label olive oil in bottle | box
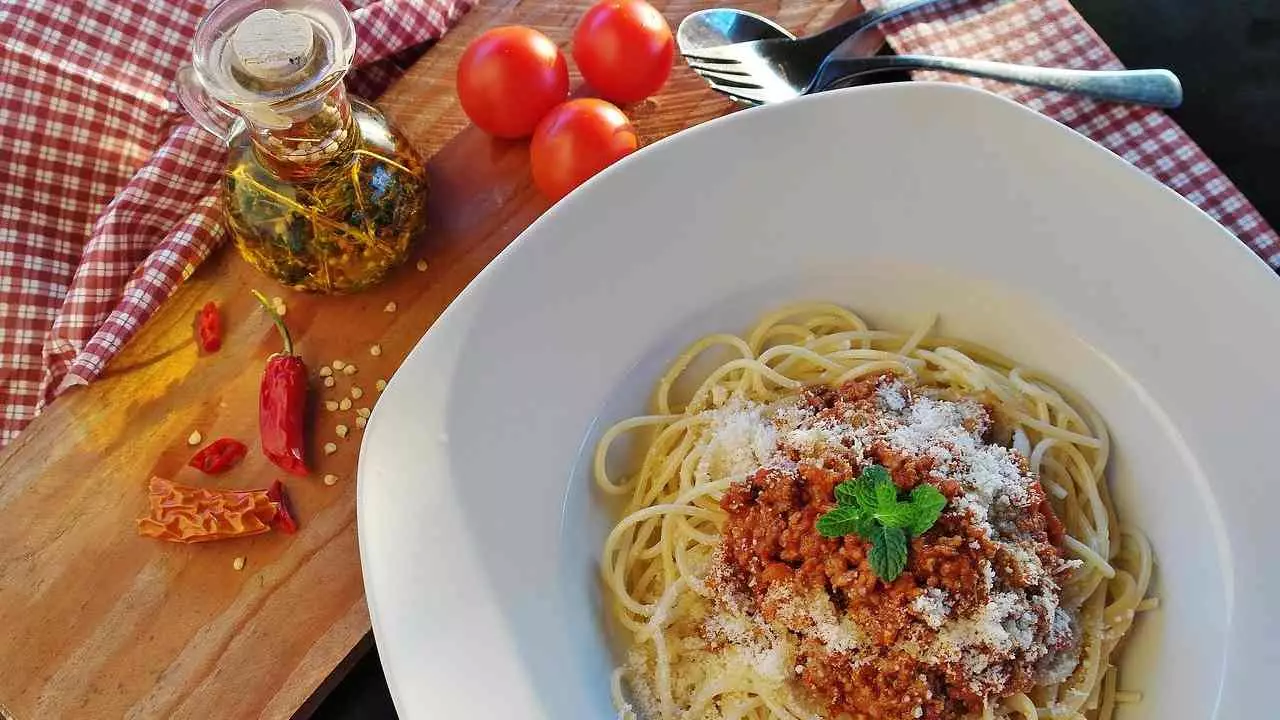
[178,0,427,292]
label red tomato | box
[530,99,639,201]
[456,26,570,139]
[572,0,674,104]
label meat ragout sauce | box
[714,376,1068,720]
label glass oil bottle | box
[177,0,427,292]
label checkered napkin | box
[2,0,1277,450]
[865,0,1278,263]
[0,0,471,447]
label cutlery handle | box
[807,0,942,58]
[817,56,1184,108]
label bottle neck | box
[248,83,358,181]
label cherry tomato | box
[456,26,570,139]
[572,0,674,104]
[530,99,639,201]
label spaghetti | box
[597,303,1154,720]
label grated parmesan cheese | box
[912,588,952,630]
[698,606,793,683]
[694,399,779,484]
[876,378,908,411]
[783,422,852,460]
[764,583,866,655]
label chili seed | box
[339,397,352,411]
[357,407,371,418]
[324,442,338,455]
[384,301,397,313]
[332,360,347,371]
[343,364,357,375]
[355,416,367,429]
[324,400,339,411]
[233,556,246,571]
[336,424,349,439]
[350,386,364,399]
[369,344,382,357]
[272,297,287,316]
[319,366,333,377]
[323,376,336,388]
[323,474,338,486]
[375,379,387,391]
[416,259,428,272]
[187,430,203,446]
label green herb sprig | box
[816,465,947,582]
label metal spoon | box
[678,7,1182,109]
[677,6,912,105]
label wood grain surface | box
[0,1,868,717]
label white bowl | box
[358,83,1280,718]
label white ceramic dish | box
[357,82,1280,719]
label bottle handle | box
[176,66,238,143]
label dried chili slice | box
[136,477,297,543]
[266,480,298,534]
[197,301,223,353]
[187,438,248,474]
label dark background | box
[315,1,1279,717]
[1082,0,1279,226]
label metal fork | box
[689,52,1183,107]
[679,0,944,103]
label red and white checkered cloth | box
[867,0,1278,262]
[0,0,471,446]
[1,0,1277,449]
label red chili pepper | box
[197,301,222,352]
[253,291,310,477]
[188,438,248,474]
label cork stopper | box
[231,9,315,82]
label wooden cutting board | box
[0,1,870,717]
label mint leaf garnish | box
[873,501,918,530]
[868,525,908,582]
[873,473,897,507]
[852,475,879,510]
[833,480,862,508]
[816,505,864,538]
[908,484,947,537]
[861,464,892,486]
[850,513,879,540]
[815,463,949,582]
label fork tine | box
[684,58,753,76]
[707,81,771,105]
[696,72,772,105]
[708,85,768,106]
[690,67,763,89]
[679,44,747,63]
[709,91,762,106]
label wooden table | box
[0,1,872,717]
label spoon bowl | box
[676,8,793,52]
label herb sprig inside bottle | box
[816,464,948,582]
